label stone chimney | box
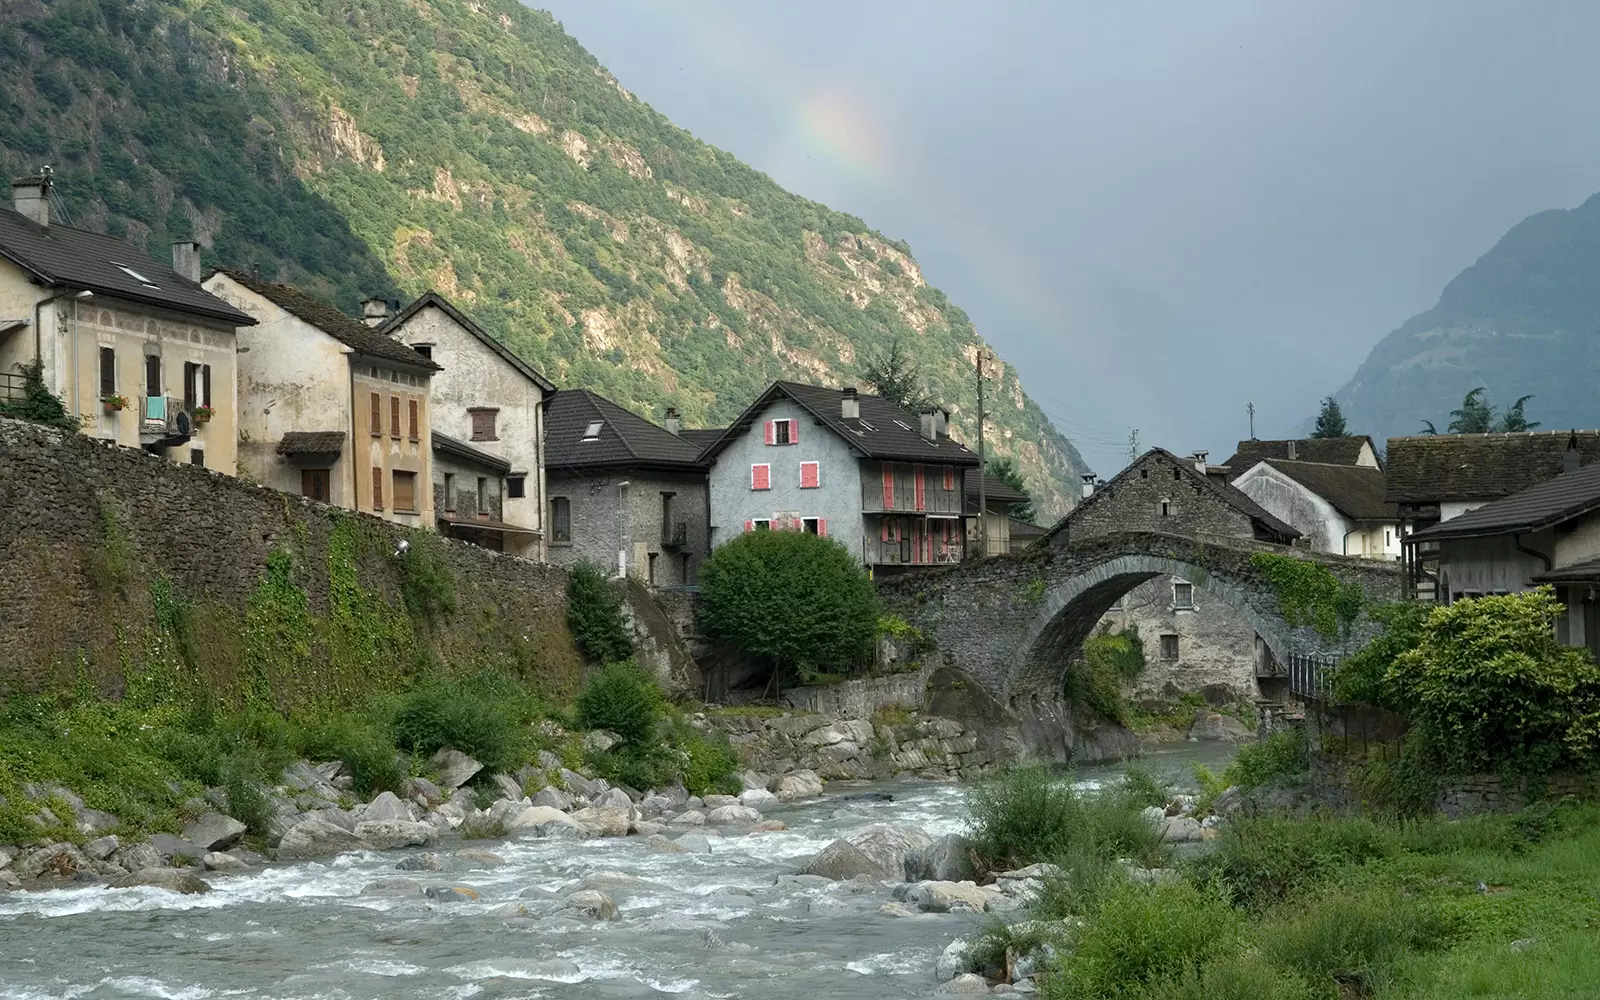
[171,241,202,283]
[1565,431,1581,474]
[919,409,938,442]
[841,387,860,420]
[1191,450,1209,474]
[12,175,50,227]
[361,296,395,329]
[1286,440,1298,461]
[1081,473,1097,499]
[933,409,948,438]
[664,407,680,436]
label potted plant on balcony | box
[103,392,130,412]
[192,403,215,424]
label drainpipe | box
[1341,526,1360,557]
[1512,532,1553,573]
[347,357,359,508]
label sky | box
[534,0,1600,476]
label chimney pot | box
[664,407,680,435]
[841,386,860,420]
[934,408,948,438]
[1565,430,1580,474]
[1191,450,1209,473]
[171,241,202,283]
[361,296,395,329]
[1081,472,1097,499]
[11,175,50,227]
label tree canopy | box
[857,336,933,413]
[1310,396,1348,439]
[986,455,1038,525]
[1428,388,1542,434]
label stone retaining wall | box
[779,666,931,717]
[706,710,1001,781]
[1437,774,1598,818]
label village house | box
[1387,430,1600,599]
[374,291,553,557]
[544,389,709,585]
[202,269,439,528]
[1056,448,1301,703]
[0,174,256,473]
[699,382,981,575]
[1231,458,1402,559]
[1404,456,1600,660]
[967,473,1033,558]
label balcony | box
[661,520,689,548]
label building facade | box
[1232,459,1402,559]
[0,176,255,473]
[203,270,439,529]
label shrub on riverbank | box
[967,765,1167,876]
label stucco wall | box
[1233,465,1350,552]
[707,398,867,561]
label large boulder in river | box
[738,787,779,808]
[706,804,763,826]
[354,820,437,850]
[182,813,247,852]
[798,841,885,881]
[15,843,92,879]
[571,806,631,838]
[1188,709,1254,743]
[429,749,483,789]
[915,833,976,882]
[362,791,414,824]
[276,818,367,860]
[839,824,933,881]
[507,806,585,839]
[112,867,212,894]
[903,880,1006,913]
[769,769,825,802]
[531,787,575,812]
[564,889,619,920]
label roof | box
[211,268,439,371]
[380,291,555,391]
[1252,460,1397,522]
[432,431,512,474]
[545,389,706,471]
[1223,436,1375,470]
[677,427,727,453]
[1407,461,1600,542]
[1009,517,1048,539]
[967,473,1029,510]
[276,430,346,455]
[0,207,255,326]
[1056,448,1302,543]
[1533,557,1600,584]
[701,381,981,465]
[1385,431,1600,504]
[439,514,540,537]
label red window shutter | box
[882,464,895,508]
[944,466,955,491]
[881,520,889,542]
[915,465,926,511]
[745,520,754,532]
[800,461,819,489]
[818,518,827,537]
[752,464,770,490]
[789,419,799,444]
[764,420,775,445]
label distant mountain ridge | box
[0,0,1087,512]
[1323,193,1600,444]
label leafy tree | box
[1311,396,1348,438]
[1447,387,1496,433]
[1419,420,1438,436]
[698,529,879,686]
[574,661,664,746]
[857,335,932,413]
[1497,394,1541,432]
[566,561,634,664]
[986,455,1038,525]
[0,360,81,433]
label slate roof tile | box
[701,382,981,465]
[545,389,705,471]
[212,268,439,371]
[1407,461,1600,541]
[1385,431,1600,504]
[1223,436,1375,470]
[1254,460,1397,522]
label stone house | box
[1232,459,1402,559]
[1057,448,1301,702]
[700,382,981,575]
[374,291,554,558]
[0,175,256,473]
[431,431,529,552]
[203,269,439,529]
[1387,430,1600,599]
[1404,457,1600,658]
[544,388,709,585]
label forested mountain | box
[0,0,1086,512]
[1323,193,1600,444]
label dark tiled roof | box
[0,207,255,325]
[1407,461,1600,541]
[966,473,1029,509]
[677,427,727,453]
[1255,460,1397,522]
[1385,431,1600,504]
[545,389,706,471]
[211,269,439,371]
[1009,517,1048,539]
[1056,448,1302,543]
[701,382,981,465]
[433,431,512,474]
[380,291,554,391]
[276,430,345,455]
[1223,436,1375,470]
[1534,557,1600,583]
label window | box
[1173,469,1182,480]
[893,419,911,431]
[371,467,384,510]
[506,475,526,499]
[413,344,433,361]
[1160,499,1173,517]
[661,491,675,528]
[1160,634,1180,661]
[99,347,115,397]
[470,408,498,441]
[183,362,198,410]
[408,400,419,441]
[390,396,401,438]
[1140,468,1148,479]
[803,517,823,535]
[1173,582,1194,610]
[393,470,417,512]
[114,263,158,288]
[302,469,330,502]
[800,461,820,489]
[189,449,205,468]
[582,420,603,442]
[747,519,772,531]
[1385,529,1392,546]
[369,393,382,436]
[648,552,658,584]
[145,354,161,396]
[550,497,571,543]
[476,476,488,512]
[751,463,771,490]
[201,364,211,407]
[443,472,456,510]
[766,419,797,445]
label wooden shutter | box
[944,466,955,491]
[369,393,381,436]
[408,399,419,441]
[201,364,211,407]
[744,519,754,532]
[788,419,799,444]
[914,465,926,511]
[394,471,415,512]
[818,518,827,537]
[800,461,820,489]
[390,396,401,437]
[371,466,383,509]
[99,347,115,397]
[145,355,161,396]
[764,420,775,445]
[751,464,771,490]
[183,362,197,410]
[882,463,895,508]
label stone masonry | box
[706,711,998,781]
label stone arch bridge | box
[876,531,1402,708]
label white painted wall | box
[1233,460,1400,559]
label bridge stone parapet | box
[877,531,1402,706]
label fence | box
[1286,652,1338,701]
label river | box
[0,743,1235,1000]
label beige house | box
[203,269,439,528]
[373,292,553,558]
[0,175,255,472]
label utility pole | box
[1126,428,1140,463]
[1247,401,1256,440]
[975,348,989,558]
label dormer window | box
[582,420,602,441]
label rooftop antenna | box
[1247,401,1256,440]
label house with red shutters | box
[700,381,981,574]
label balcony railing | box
[662,520,689,548]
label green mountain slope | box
[0,0,1086,513]
[1326,193,1600,444]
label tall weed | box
[1187,815,1397,910]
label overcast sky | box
[535,0,1600,475]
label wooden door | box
[301,469,330,502]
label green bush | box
[1332,601,1428,706]
[1188,816,1397,911]
[575,661,664,746]
[391,678,520,774]
[967,765,1167,874]
[697,529,879,685]
[396,531,457,622]
[1066,626,1145,724]
[667,717,740,796]
[1220,729,1307,791]
[566,561,635,664]
[297,714,403,796]
[1135,952,1313,1000]
[0,359,81,432]
[1120,761,1170,809]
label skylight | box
[893,419,912,431]
[113,263,158,289]
[582,420,603,441]
[859,420,876,431]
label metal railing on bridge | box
[1286,652,1339,702]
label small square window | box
[773,420,792,445]
[507,475,526,499]
[582,420,603,441]
[414,344,433,361]
[1173,582,1194,609]
[470,408,498,441]
[1160,634,1180,661]
[189,449,205,468]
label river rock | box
[559,768,605,799]
[565,889,619,920]
[276,818,366,860]
[301,807,358,833]
[361,877,422,895]
[845,824,933,881]
[112,867,212,894]
[396,853,443,871]
[736,770,772,793]
[507,806,585,838]
[936,973,991,994]
[674,833,713,854]
[936,939,973,982]
[754,819,787,832]
[1160,817,1203,843]
[801,721,851,747]
[363,791,414,824]
[486,773,520,802]
[182,813,248,852]
[631,820,666,837]
[576,871,667,894]
[702,794,739,809]
[16,843,91,879]
[1189,709,1254,742]
[667,809,706,826]
[148,833,204,863]
[115,842,162,874]
[706,805,763,826]
[916,833,976,882]
[402,776,444,807]
[904,880,1005,913]
[737,787,779,809]
[456,849,504,865]
[797,840,887,881]
[429,749,483,789]
[202,851,251,874]
[571,806,631,838]
[1211,785,1244,817]
[769,770,825,802]
[355,820,437,850]
[0,849,11,870]
[424,885,480,902]
[639,794,674,818]
[879,901,920,917]
[0,871,19,891]
[531,787,575,812]
[645,834,689,854]
[84,835,120,861]
[593,788,634,810]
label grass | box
[967,765,1169,875]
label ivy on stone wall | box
[1250,552,1364,641]
[243,549,316,708]
[325,516,415,706]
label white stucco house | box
[1231,459,1402,559]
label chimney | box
[1286,440,1298,461]
[12,175,50,227]
[664,407,680,436]
[361,296,395,329]
[1191,450,1209,474]
[1081,473,1097,499]
[841,386,860,420]
[1565,431,1580,474]
[919,409,937,442]
[935,409,949,438]
[171,241,202,283]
